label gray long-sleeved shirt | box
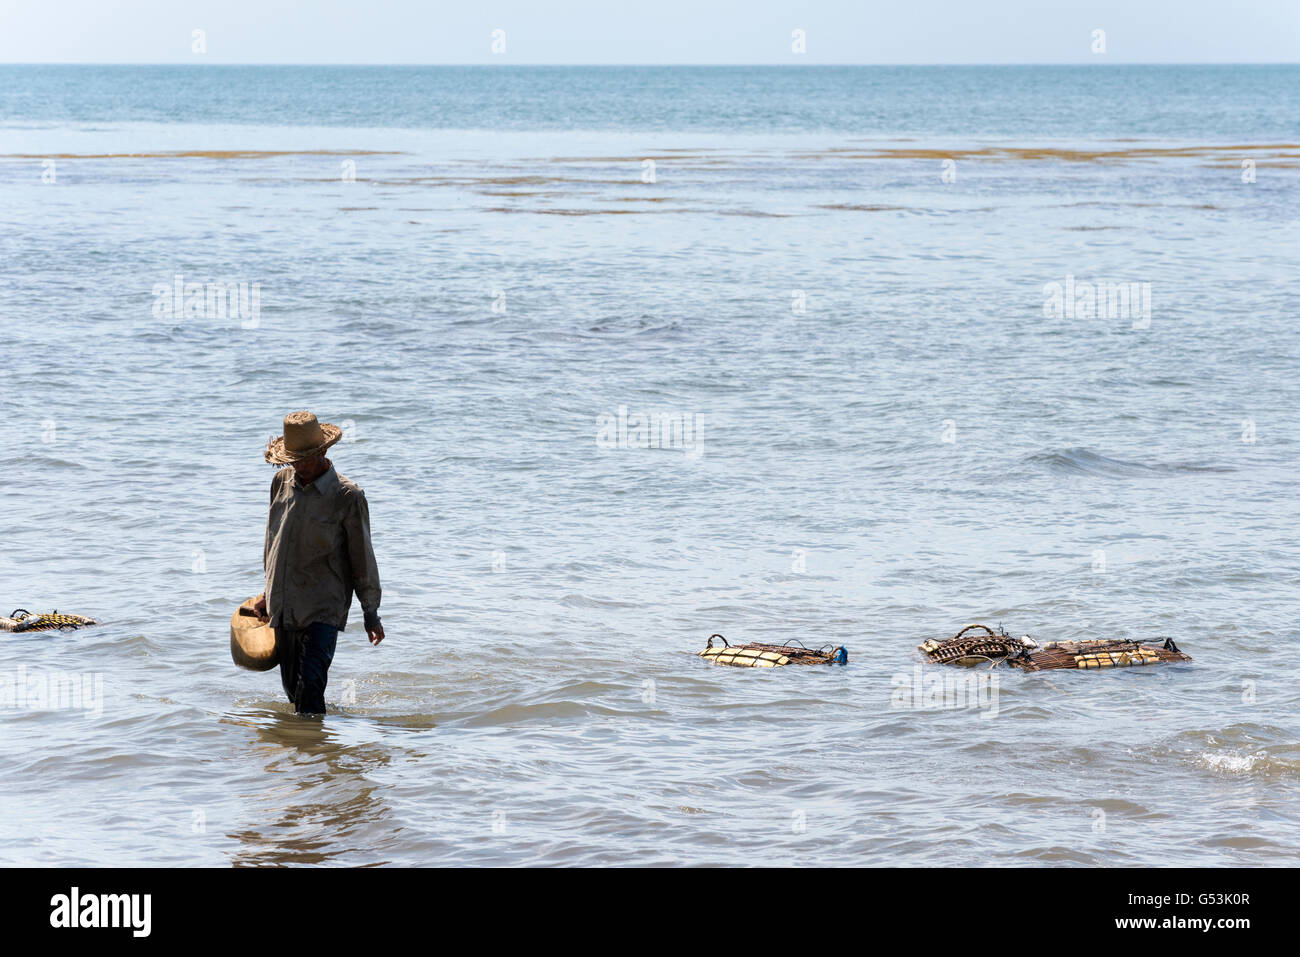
[263,465,381,631]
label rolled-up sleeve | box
[344,488,382,627]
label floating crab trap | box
[918,623,1191,672]
[1,609,100,633]
[699,634,848,668]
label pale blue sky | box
[1,0,1296,64]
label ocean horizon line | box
[2,60,1298,68]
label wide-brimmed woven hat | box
[264,411,342,464]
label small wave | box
[815,203,908,212]
[584,315,683,337]
[457,699,630,727]
[560,593,639,609]
[16,455,87,469]
[1029,447,1235,478]
[1196,749,1299,777]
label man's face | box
[292,455,328,482]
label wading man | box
[252,411,384,714]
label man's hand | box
[367,621,385,646]
[252,594,268,623]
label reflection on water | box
[222,710,398,866]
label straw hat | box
[264,411,342,464]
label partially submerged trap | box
[699,634,848,668]
[919,623,1191,672]
[2,609,100,633]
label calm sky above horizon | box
[0,0,1296,65]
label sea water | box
[0,65,1297,865]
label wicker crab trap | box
[2,609,100,633]
[699,634,848,668]
[918,623,1191,672]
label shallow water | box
[1,66,1298,866]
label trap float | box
[918,623,1192,672]
[1,609,99,633]
[699,634,848,668]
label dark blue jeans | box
[279,622,339,715]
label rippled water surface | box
[1,66,1298,866]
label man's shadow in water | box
[219,708,408,866]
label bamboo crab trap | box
[1,609,100,633]
[699,634,848,668]
[918,623,1191,672]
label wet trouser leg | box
[279,622,339,715]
